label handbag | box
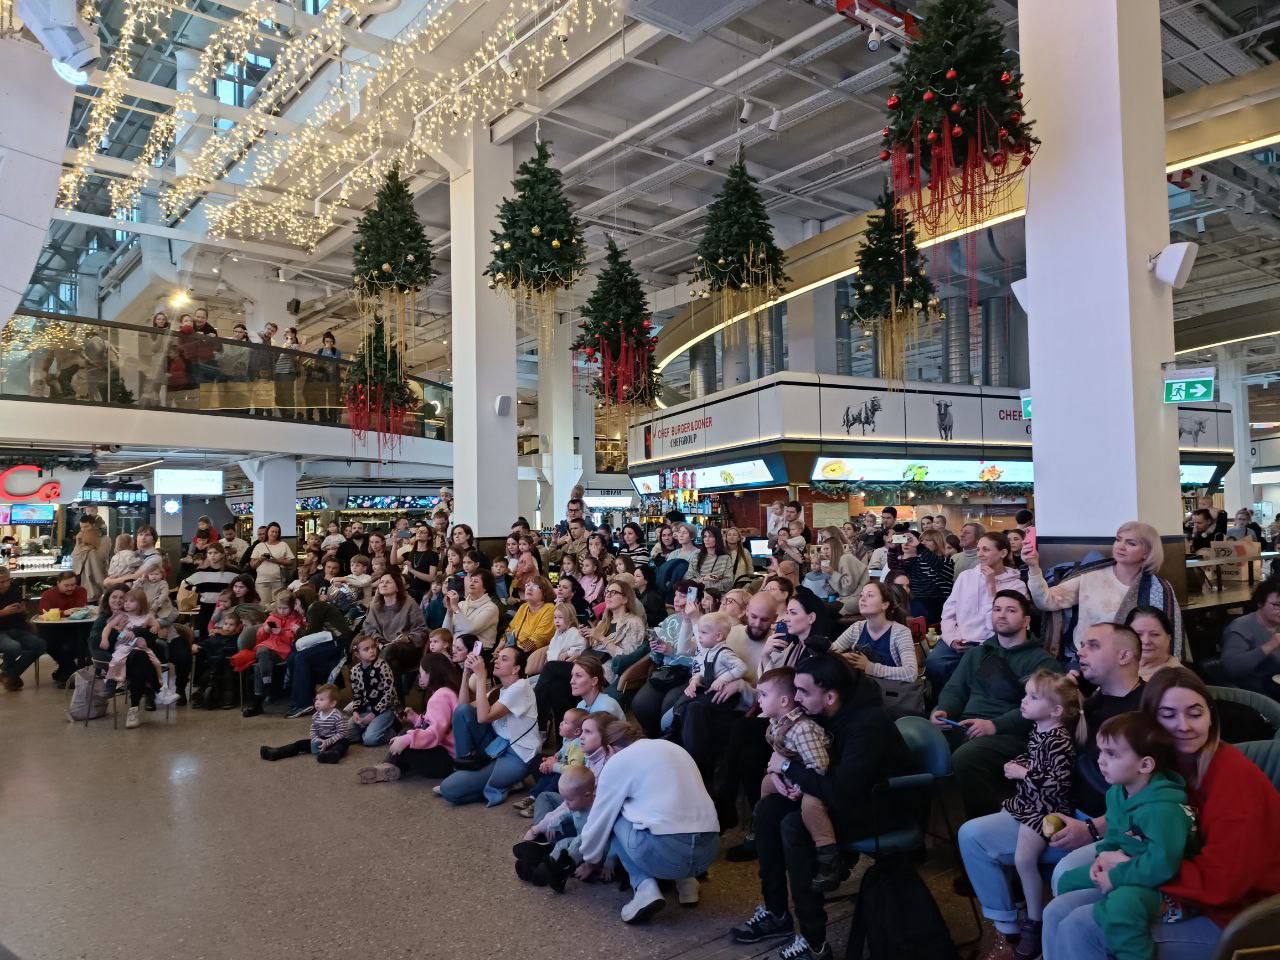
[648,663,691,692]
[867,674,926,719]
[453,717,539,771]
[176,582,199,613]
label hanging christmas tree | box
[881,0,1037,231]
[847,190,939,384]
[690,148,788,330]
[345,164,430,453]
[485,140,587,358]
[572,238,660,409]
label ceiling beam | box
[50,208,309,260]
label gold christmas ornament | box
[495,272,506,282]
[530,225,541,236]
[912,300,922,309]
[493,244,501,253]
[716,257,726,267]
[382,263,392,273]
[407,254,415,263]
[551,239,561,249]
[863,283,874,293]
[487,280,496,289]
[502,241,512,251]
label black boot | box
[317,739,349,764]
[260,739,309,761]
[217,669,238,710]
[242,695,264,718]
[190,687,205,709]
[811,845,849,892]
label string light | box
[208,0,619,248]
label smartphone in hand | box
[1024,526,1037,554]
[471,640,483,657]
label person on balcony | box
[313,330,341,424]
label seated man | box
[1220,581,1280,701]
[730,653,914,960]
[931,590,1062,820]
[0,567,44,691]
[37,570,90,682]
[957,621,1148,953]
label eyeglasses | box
[604,589,625,598]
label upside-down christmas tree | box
[346,165,433,453]
[880,0,1037,230]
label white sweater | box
[578,739,720,865]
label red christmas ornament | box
[999,127,1009,140]
[950,103,963,115]
[881,126,890,138]
[1021,153,1033,167]
[1000,71,1013,85]
[886,94,900,109]
[945,68,957,81]
[922,90,936,104]
[926,130,938,144]
[992,151,1007,167]
[951,124,963,138]
[1014,90,1023,100]
[1010,112,1022,122]
[879,149,891,161]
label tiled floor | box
[0,674,982,960]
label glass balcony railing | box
[0,310,452,440]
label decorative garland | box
[0,455,97,473]
[811,479,1033,499]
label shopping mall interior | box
[4,1,1280,958]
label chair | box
[1208,685,1280,742]
[838,715,983,945]
[1238,739,1280,790]
[1209,894,1280,960]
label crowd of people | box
[2,491,1279,960]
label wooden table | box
[1185,551,1278,593]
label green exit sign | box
[1163,366,1215,404]
[1021,395,1032,420]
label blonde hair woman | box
[1024,520,1183,662]
[587,576,649,691]
[817,525,869,608]
[722,526,755,586]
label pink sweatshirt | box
[399,687,458,756]
[940,566,1028,647]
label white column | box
[1219,351,1253,514]
[239,456,297,537]
[542,310,581,521]
[722,318,750,387]
[449,135,517,537]
[785,288,840,376]
[1021,0,1183,546]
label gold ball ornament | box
[717,257,726,267]
[913,300,922,309]
[487,280,496,289]
[495,272,506,282]
[531,225,541,236]
[407,254,415,263]
[502,241,512,251]
[863,283,874,293]
[493,244,501,253]
[551,239,561,249]
[381,263,392,273]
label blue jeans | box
[1043,845,1222,960]
[958,809,1072,934]
[0,627,45,678]
[348,710,395,747]
[924,639,965,693]
[607,816,718,888]
[287,639,342,711]
[438,703,537,806]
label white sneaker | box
[676,876,700,906]
[620,878,665,924]
[125,706,141,729]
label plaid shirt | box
[766,706,830,774]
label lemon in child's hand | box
[1041,814,1065,838]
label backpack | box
[67,665,108,722]
[846,856,958,960]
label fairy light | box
[59,0,170,209]
[208,0,619,248]
[109,0,268,215]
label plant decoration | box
[0,455,98,474]
[346,164,431,454]
[843,188,939,383]
[572,239,660,449]
[689,147,788,335]
[880,0,1037,233]
[484,140,587,360]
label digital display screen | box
[1179,464,1216,485]
[345,495,441,510]
[747,537,772,559]
[228,502,253,516]
[297,497,329,511]
[153,469,224,495]
[632,474,660,495]
[10,503,56,523]
[812,457,1034,484]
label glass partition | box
[0,310,452,440]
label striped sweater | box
[310,708,347,751]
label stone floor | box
[0,668,984,960]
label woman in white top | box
[442,570,501,649]
[1024,520,1183,664]
[831,582,919,682]
[249,522,295,598]
[439,645,543,806]
[576,727,720,923]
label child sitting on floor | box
[260,684,349,763]
[347,634,398,747]
[1057,713,1194,960]
[102,587,163,695]
[1001,669,1084,959]
[514,707,587,815]
[757,667,842,890]
[514,765,616,893]
[242,589,303,717]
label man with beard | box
[336,521,370,573]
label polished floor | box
[0,667,976,960]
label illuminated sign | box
[692,460,774,490]
[161,498,182,516]
[812,457,1035,484]
[228,502,253,516]
[631,474,661,496]
[153,469,224,496]
[345,495,442,510]
[297,497,330,511]
[9,503,56,523]
[0,465,61,502]
[1179,464,1216,485]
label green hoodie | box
[934,635,1062,735]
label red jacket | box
[1162,741,1280,927]
[254,610,304,659]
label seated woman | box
[588,577,650,698]
[554,574,593,626]
[283,585,354,719]
[687,526,734,593]
[507,577,556,654]
[574,722,720,923]
[830,581,920,685]
[363,569,427,686]
[1043,667,1280,960]
[359,651,462,784]
[442,570,501,650]
[438,645,543,806]
[569,654,625,721]
[1124,605,1182,682]
[103,587,164,729]
[88,584,128,666]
